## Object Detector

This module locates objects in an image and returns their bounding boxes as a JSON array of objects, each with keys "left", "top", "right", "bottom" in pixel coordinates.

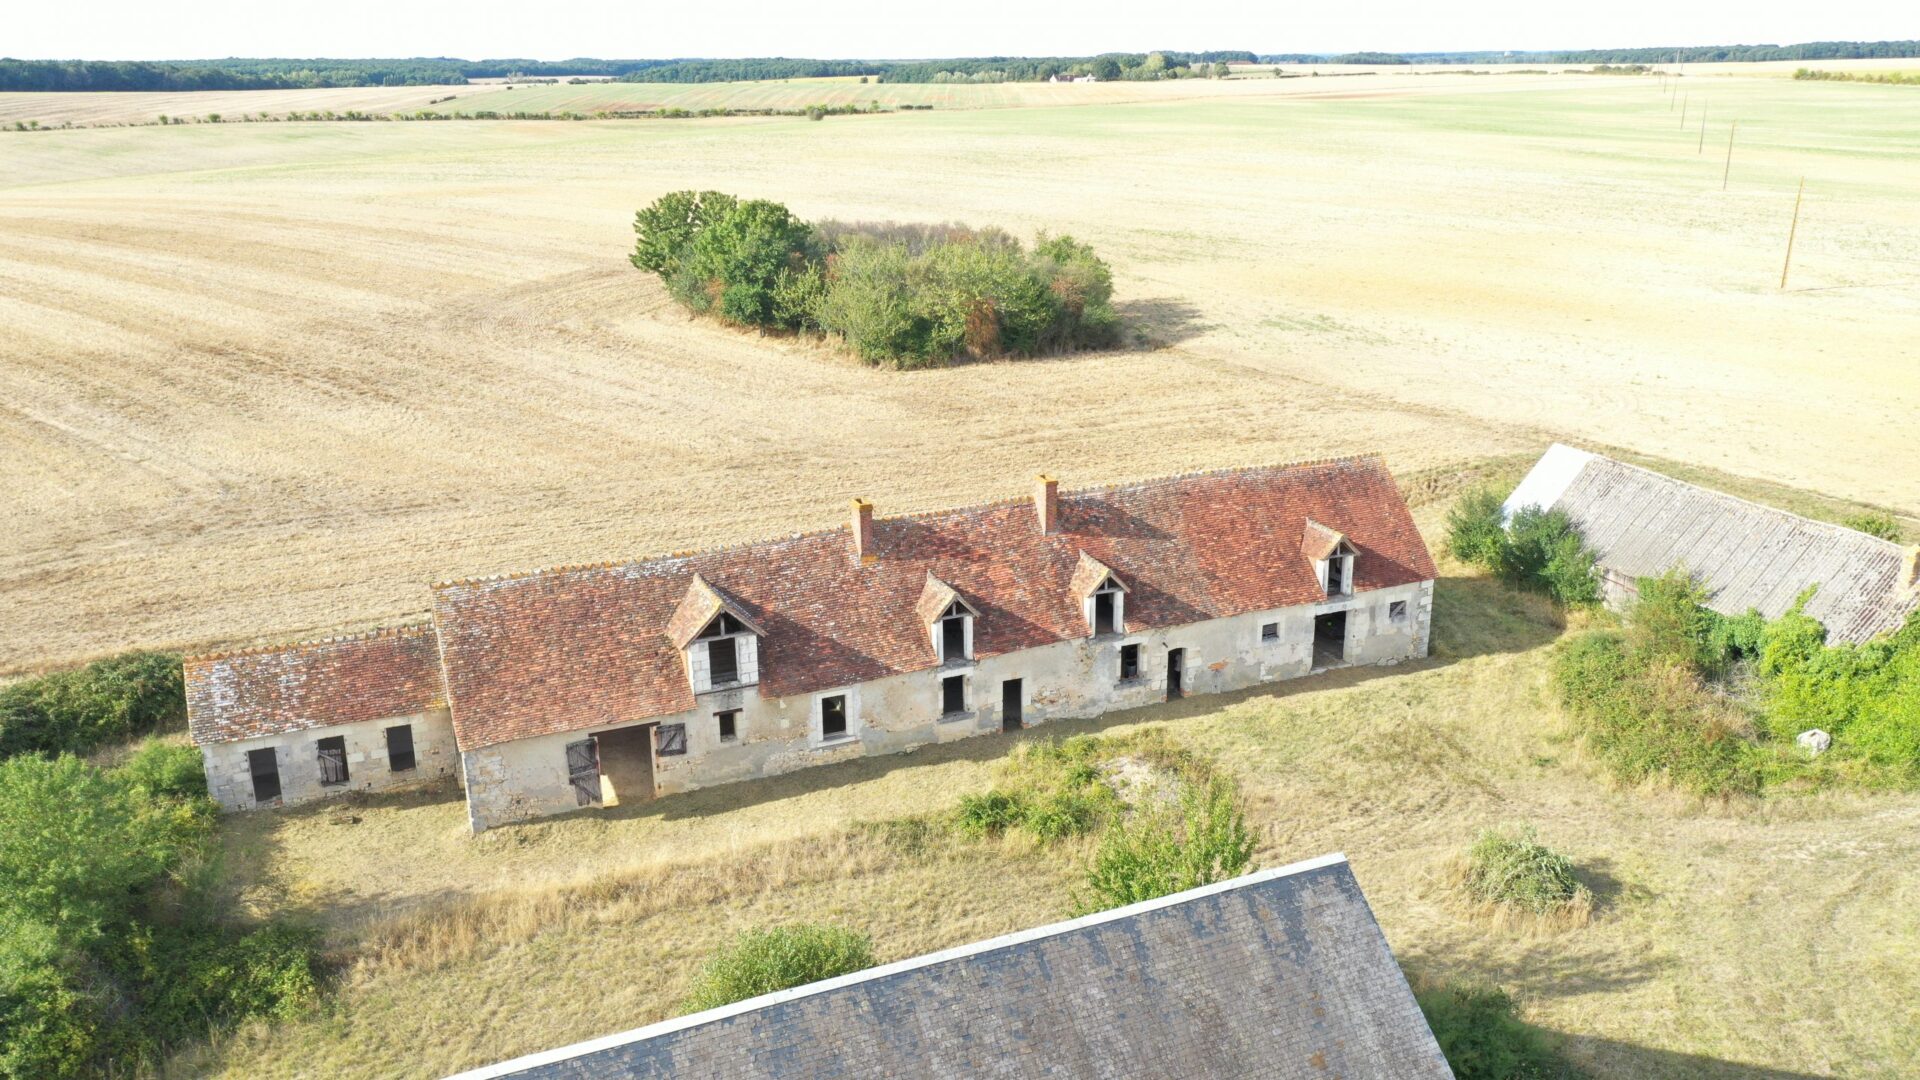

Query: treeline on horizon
[{"left": 5, "top": 40, "right": 1917, "bottom": 92}]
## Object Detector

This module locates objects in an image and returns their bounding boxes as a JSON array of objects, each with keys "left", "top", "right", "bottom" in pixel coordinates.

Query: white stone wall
[
  {"left": 203, "top": 707, "right": 457, "bottom": 812},
  {"left": 460, "top": 581, "right": 1432, "bottom": 831}
]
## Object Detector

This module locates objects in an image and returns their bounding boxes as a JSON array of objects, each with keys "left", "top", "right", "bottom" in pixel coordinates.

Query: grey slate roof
[
  {"left": 450, "top": 854, "right": 1451, "bottom": 1080},
  {"left": 1505, "top": 445, "right": 1919, "bottom": 644}
]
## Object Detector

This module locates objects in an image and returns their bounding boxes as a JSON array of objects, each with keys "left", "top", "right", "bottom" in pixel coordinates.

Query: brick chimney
[
  {"left": 1034, "top": 474, "right": 1059, "bottom": 535},
  {"left": 851, "top": 498, "right": 875, "bottom": 564}
]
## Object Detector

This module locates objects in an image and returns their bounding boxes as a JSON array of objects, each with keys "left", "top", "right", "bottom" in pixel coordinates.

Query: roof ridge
[
  {"left": 185, "top": 621, "right": 437, "bottom": 665},
  {"left": 430, "top": 454, "right": 1391, "bottom": 593}
]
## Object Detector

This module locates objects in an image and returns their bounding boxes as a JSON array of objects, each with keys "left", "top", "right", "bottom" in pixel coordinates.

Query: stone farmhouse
[
  {"left": 1507, "top": 444, "right": 1920, "bottom": 644},
  {"left": 187, "top": 456, "right": 1437, "bottom": 832},
  {"left": 451, "top": 853, "right": 1452, "bottom": 1079}
]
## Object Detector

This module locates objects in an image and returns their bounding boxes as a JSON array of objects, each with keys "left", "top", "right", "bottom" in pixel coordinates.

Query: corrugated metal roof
[
  {"left": 1508, "top": 445, "right": 1918, "bottom": 644},
  {"left": 449, "top": 854, "right": 1452, "bottom": 1080}
]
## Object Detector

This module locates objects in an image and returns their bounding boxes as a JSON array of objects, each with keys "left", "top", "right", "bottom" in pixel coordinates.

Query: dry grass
[
  {"left": 157, "top": 504, "right": 1920, "bottom": 1078},
  {"left": 3, "top": 76, "right": 1918, "bottom": 675}
]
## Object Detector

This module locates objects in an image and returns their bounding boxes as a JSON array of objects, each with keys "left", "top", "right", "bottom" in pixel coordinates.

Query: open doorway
[
  {"left": 591, "top": 724, "right": 655, "bottom": 806},
  {"left": 1166, "top": 648, "right": 1185, "bottom": 699},
  {"left": 1002, "top": 679, "right": 1023, "bottom": 732},
  {"left": 1313, "top": 611, "right": 1348, "bottom": 668}
]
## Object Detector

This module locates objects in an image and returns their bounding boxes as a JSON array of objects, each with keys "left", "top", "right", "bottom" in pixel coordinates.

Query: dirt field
[
  {"left": 2, "top": 74, "right": 1917, "bottom": 674},
  {"left": 170, "top": 514, "right": 1920, "bottom": 1078}
]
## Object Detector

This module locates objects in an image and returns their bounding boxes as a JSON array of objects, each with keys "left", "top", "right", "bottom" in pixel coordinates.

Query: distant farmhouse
[
  {"left": 449, "top": 854, "right": 1453, "bottom": 1079},
  {"left": 1507, "top": 444, "right": 1920, "bottom": 643},
  {"left": 187, "top": 457, "right": 1437, "bottom": 832}
]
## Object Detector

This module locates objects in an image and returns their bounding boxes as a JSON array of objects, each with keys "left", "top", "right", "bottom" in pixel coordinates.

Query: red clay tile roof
[
  {"left": 1068, "top": 551, "right": 1125, "bottom": 599},
  {"left": 914, "top": 574, "right": 978, "bottom": 628},
  {"left": 1302, "top": 519, "right": 1349, "bottom": 561},
  {"left": 664, "top": 575, "right": 765, "bottom": 649},
  {"left": 185, "top": 625, "right": 446, "bottom": 745},
  {"left": 431, "top": 456, "right": 1436, "bottom": 752}
]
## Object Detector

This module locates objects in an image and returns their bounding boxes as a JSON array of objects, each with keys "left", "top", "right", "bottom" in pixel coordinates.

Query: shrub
[
  {"left": 117, "top": 740, "right": 207, "bottom": 801},
  {"left": 0, "top": 651, "right": 185, "bottom": 760},
  {"left": 630, "top": 189, "right": 737, "bottom": 278},
  {"left": 677, "top": 200, "right": 819, "bottom": 330},
  {"left": 1445, "top": 486, "right": 1509, "bottom": 569},
  {"left": 1073, "top": 775, "right": 1254, "bottom": 915},
  {"left": 1629, "top": 569, "right": 1718, "bottom": 673},
  {"left": 1413, "top": 980, "right": 1567, "bottom": 1080},
  {"left": 124, "top": 922, "right": 323, "bottom": 1033},
  {"left": 682, "top": 925, "right": 875, "bottom": 1011},
  {"left": 1461, "top": 827, "right": 1590, "bottom": 915},
  {"left": 0, "top": 947, "right": 102, "bottom": 1080},
  {"left": 955, "top": 789, "right": 1028, "bottom": 838},
  {"left": 1502, "top": 506, "right": 1600, "bottom": 606},
  {"left": 1843, "top": 511, "right": 1902, "bottom": 541}
]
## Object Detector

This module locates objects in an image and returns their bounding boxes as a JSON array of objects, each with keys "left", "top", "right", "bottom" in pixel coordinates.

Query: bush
[
  {"left": 1462, "top": 827, "right": 1589, "bottom": 915},
  {"left": 1448, "top": 493, "right": 1598, "bottom": 607},
  {"left": 630, "top": 189, "right": 736, "bottom": 278},
  {"left": 117, "top": 740, "right": 207, "bottom": 801},
  {"left": 1414, "top": 980, "right": 1567, "bottom": 1080},
  {"left": 0, "top": 923, "right": 103, "bottom": 1080},
  {"left": 0, "top": 651, "right": 185, "bottom": 760},
  {"left": 1843, "top": 511, "right": 1902, "bottom": 541},
  {"left": 1073, "top": 775, "right": 1254, "bottom": 915},
  {"left": 954, "top": 790, "right": 1028, "bottom": 838},
  {"left": 1446, "top": 486, "right": 1509, "bottom": 569},
  {"left": 124, "top": 922, "right": 322, "bottom": 1033},
  {"left": 682, "top": 925, "right": 875, "bottom": 1011}
]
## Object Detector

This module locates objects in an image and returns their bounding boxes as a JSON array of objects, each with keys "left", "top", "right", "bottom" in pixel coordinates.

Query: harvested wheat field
[
  {"left": 170, "top": 503, "right": 1920, "bottom": 1078},
  {"left": 2, "top": 74, "right": 1918, "bottom": 680}
]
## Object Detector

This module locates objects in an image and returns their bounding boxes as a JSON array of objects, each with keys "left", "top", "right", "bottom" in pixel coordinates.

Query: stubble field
[{"left": 2, "top": 73, "right": 1917, "bottom": 678}]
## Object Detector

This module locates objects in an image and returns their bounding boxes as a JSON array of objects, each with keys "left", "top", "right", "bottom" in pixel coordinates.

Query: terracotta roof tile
[
  {"left": 1068, "top": 551, "right": 1124, "bottom": 599},
  {"left": 664, "top": 575, "right": 764, "bottom": 649},
  {"left": 185, "top": 625, "right": 445, "bottom": 745},
  {"left": 432, "top": 457, "right": 1436, "bottom": 752},
  {"left": 1302, "top": 519, "right": 1349, "bottom": 561}
]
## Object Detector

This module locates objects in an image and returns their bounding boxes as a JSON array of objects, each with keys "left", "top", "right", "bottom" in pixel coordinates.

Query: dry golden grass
[
  {"left": 161, "top": 503, "right": 1920, "bottom": 1078},
  {"left": 3, "top": 75, "right": 1917, "bottom": 675}
]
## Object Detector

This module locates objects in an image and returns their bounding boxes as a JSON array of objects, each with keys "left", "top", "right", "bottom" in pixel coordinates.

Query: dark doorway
[
  {"left": 591, "top": 725, "right": 656, "bottom": 806},
  {"left": 1314, "top": 611, "right": 1348, "bottom": 667},
  {"left": 708, "top": 636, "right": 739, "bottom": 683},
  {"left": 1166, "top": 648, "right": 1185, "bottom": 699},
  {"left": 1002, "top": 679, "right": 1023, "bottom": 731},
  {"left": 941, "top": 616, "right": 966, "bottom": 662}
]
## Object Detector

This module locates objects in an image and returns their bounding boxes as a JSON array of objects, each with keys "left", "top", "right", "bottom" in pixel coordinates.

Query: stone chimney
[
  {"left": 851, "top": 498, "right": 875, "bottom": 565},
  {"left": 1903, "top": 546, "right": 1920, "bottom": 594},
  {"left": 1034, "top": 474, "right": 1059, "bottom": 535}
]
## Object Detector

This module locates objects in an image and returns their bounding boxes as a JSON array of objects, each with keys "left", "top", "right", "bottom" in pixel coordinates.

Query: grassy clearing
[{"left": 160, "top": 505, "right": 1920, "bottom": 1078}]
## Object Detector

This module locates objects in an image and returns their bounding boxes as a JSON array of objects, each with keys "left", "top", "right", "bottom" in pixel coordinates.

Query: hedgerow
[{"left": 0, "top": 651, "right": 185, "bottom": 761}]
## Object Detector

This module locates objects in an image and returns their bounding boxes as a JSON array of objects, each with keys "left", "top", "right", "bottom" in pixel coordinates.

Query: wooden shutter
[
  {"left": 566, "top": 738, "right": 601, "bottom": 805},
  {"left": 317, "top": 736, "right": 349, "bottom": 786},
  {"left": 656, "top": 723, "right": 687, "bottom": 757}
]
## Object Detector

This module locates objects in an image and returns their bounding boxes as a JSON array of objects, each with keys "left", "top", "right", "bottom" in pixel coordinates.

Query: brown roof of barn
[
  {"left": 185, "top": 624, "right": 446, "bottom": 746},
  {"left": 431, "top": 456, "right": 1435, "bottom": 752}
]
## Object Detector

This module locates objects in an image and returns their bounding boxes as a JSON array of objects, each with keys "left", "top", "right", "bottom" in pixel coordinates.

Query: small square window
[
  {"left": 1119, "top": 644, "right": 1140, "bottom": 682},
  {"left": 942, "top": 673, "right": 966, "bottom": 716},
  {"left": 1261, "top": 622, "right": 1279, "bottom": 642},
  {"left": 716, "top": 709, "right": 739, "bottom": 742},
  {"left": 821, "top": 695, "right": 849, "bottom": 739},
  {"left": 1389, "top": 600, "right": 1408, "bottom": 624},
  {"left": 657, "top": 723, "right": 688, "bottom": 757}
]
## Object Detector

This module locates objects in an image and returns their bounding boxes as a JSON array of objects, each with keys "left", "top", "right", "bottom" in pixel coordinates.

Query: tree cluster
[{"left": 632, "top": 192, "right": 1122, "bottom": 368}]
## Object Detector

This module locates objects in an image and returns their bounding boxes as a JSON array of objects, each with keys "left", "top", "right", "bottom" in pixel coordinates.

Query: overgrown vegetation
[
  {"left": 1794, "top": 68, "right": 1920, "bottom": 85},
  {"left": 0, "top": 651, "right": 184, "bottom": 761},
  {"left": 1842, "top": 510, "right": 1905, "bottom": 540},
  {"left": 632, "top": 191, "right": 1121, "bottom": 367},
  {"left": 1446, "top": 488, "right": 1599, "bottom": 606},
  {"left": 1460, "top": 826, "right": 1591, "bottom": 918},
  {"left": 1554, "top": 567, "right": 1920, "bottom": 796},
  {"left": 0, "top": 747, "right": 321, "bottom": 1077},
  {"left": 1073, "top": 772, "right": 1255, "bottom": 914},
  {"left": 681, "top": 924, "right": 876, "bottom": 1011},
  {"left": 1413, "top": 979, "right": 1572, "bottom": 1080}
]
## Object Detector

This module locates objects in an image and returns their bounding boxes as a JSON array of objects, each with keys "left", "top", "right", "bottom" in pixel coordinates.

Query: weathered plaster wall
[
  {"left": 460, "top": 581, "right": 1431, "bottom": 831},
  {"left": 203, "top": 707, "right": 456, "bottom": 811}
]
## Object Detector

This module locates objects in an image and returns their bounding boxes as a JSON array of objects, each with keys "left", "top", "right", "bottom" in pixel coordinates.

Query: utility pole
[
  {"left": 1697, "top": 103, "right": 1707, "bottom": 152},
  {"left": 1780, "top": 177, "right": 1805, "bottom": 290},
  {"left": 1680, "top": 92, "right": 1688, "bottom": 129},
  {"left": 1722, "top": 120, "right": 1736, "bottom": 189}
]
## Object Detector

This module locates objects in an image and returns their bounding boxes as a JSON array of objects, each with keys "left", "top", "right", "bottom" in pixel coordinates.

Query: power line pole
[
  {"left": 1698, "top": 102, "right": 1707, "bottom": 152},
  {"left": 1722, "top": 120, "right": 1737, "bottom": 189},
  {"left": 1780, "top": 177, "right": 1805, "bottom": 290},
  {"left": 1680, "top": 92, "right": 1688, "bottom": 129}
]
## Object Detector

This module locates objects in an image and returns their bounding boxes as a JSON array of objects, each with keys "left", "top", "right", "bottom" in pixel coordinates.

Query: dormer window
[
  {"left": 1068, "top": 552, "right": 1128, "bottom": 638},
  {"left": 1302, "top": 519, "right": 1357, "bottom": 599},
  {"left": 917, "top": 574, "right": 979, "bottom": 667},
  {"left": 665, "top": 575, "right": 765, "bottom": 695}
]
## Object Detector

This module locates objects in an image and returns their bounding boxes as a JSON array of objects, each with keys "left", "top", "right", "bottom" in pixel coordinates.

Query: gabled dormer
[
  {"left": 665, "top": 575, "right": 766, "bottom": 694},
  {"left": 1303, "top": 519, "right": 1358, "bottom": 598},
  {"left": 916, "top": 574, "right": 980, "bottom": 666},
  {"left": 1069, "top": 552, "right": 1128, "bottom": 637}
]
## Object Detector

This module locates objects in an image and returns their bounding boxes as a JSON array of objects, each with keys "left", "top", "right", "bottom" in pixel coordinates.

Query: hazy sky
[{"left": 11, "top": 0, "right": 1913, "bottom": 61}]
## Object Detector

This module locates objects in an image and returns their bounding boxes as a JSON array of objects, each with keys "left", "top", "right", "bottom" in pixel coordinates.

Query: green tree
[
  {"left": 630, "top": 190, "right": 738, "bottom": 278},
  {"left": 1211, "top": 62, "right": 1232, "bottom": 78},
  {"left": 676, "top": 199, "right": 818, "bottom": 329},
  {"left": 1445, "top": 487, "right": 1508, "bottom": 570},
  {"left": 1092, "top": 58, "right": 1122, "bottom": 80}
]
